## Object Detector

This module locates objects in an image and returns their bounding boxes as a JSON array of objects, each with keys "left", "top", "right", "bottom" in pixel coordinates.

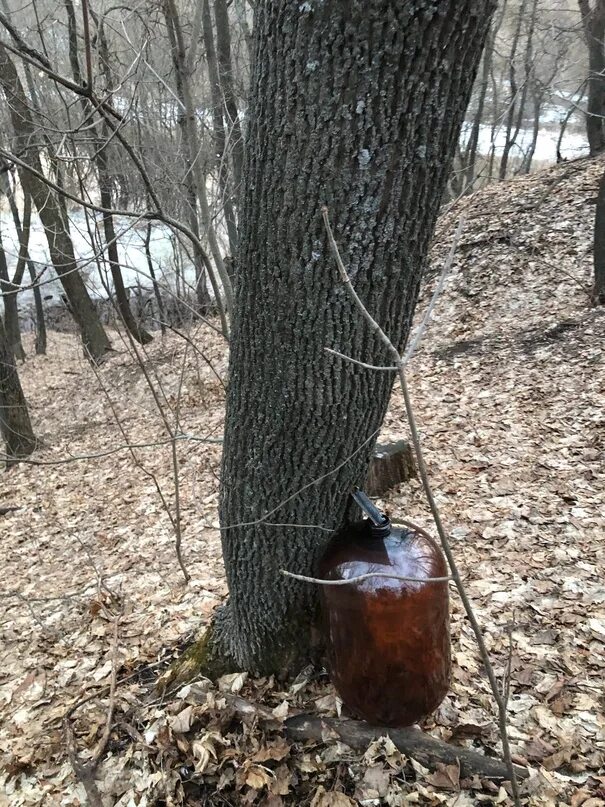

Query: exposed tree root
[{"left": 285, "top": 715, "right": 530, "bottom": 782}]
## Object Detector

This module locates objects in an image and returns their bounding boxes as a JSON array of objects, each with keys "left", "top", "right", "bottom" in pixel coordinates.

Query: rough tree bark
[
  {"left": 0, "top": 315, "right": 36, "bottom": 461},
  {"left": 210, "top": 0, "right": 496, "bottom": 674},
  {"left": 579, "top": 0, "right": 605, "bottom": 156},
  {"left": 0, "top": 42, "right": 111, "bottom": 362}
]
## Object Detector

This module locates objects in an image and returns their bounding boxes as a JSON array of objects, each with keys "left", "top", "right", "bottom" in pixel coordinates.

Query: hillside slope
[{"left": 0, "top": 157, "right": 603, "bottom": 805}]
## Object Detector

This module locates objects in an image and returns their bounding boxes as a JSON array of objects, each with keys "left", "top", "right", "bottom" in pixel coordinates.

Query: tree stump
[{"left": 365, "top": 440, "right": 416, "bottom": 497}]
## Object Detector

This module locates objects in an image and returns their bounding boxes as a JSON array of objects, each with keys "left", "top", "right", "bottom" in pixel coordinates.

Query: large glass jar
[{"left": 318, "top": 491, "right": 451, "bottom": 727}]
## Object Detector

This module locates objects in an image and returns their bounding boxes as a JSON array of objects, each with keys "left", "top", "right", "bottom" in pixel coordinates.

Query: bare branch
[
  {"left": 0, "top": 10, "right": 51, "bottom": 68},
  {"left": 403, "top": 217, "right": 465, "bottom": 364},
  {"left": 323, "top": 208, "right": 522, "bottom": 806},
  {"left": 324, "top": 347, "right": 399, "bottom": 372},
  {"left": 281, "top": 570, "right": 452, "bottom": 585},
  {"left": 221, "top": 427, "right": 380, "bottom": 532}
]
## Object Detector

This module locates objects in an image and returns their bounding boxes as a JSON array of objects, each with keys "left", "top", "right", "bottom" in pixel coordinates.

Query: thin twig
[
  {"left": 221, "top": 428, "right": 380, "bottom": 532},
  {"left": 323, "top": 217, "right": 464, "bottom": 371},
  {"left": 114, "top": 326, "right": 191, "bottom": 583},
  {"left": 156, "top": 319, "right": 227, "bottom": 390},
  {"left": 172, "top": 342, "right": 190, "bottom": 583},
  {"left": 264, "top": 521, "right": 333, "bottom": 533},
  {"left": 281, "top": 570, "right": 452, "bottom": 585},
  {"left": 393, "top": 518, "right": 441, "bottom": 543},
  {"left": 322, "top": 207, "right": 522, "bottom": 806},
  {"left": 90, "top": 614, "right": 120, "bottom": 766},
  {"left": 398, "top": 369, "right": 521, "bottom": 805},
  {"left": 502, "top": 614, "right": 515, "bottom": 708},
  {"left": 80, "top": 0, "right": 94, "bottom": 92},
  {"left": 64, "top": 606, "right": 122, "bottom": 806},
  {"left": 64, "top": 728, "right": 103, "bottom": 807},
  {"left": 403, "top": 217, "right": 465, "bottom": 364},
  {"left": 322, "top": 207, "right": 398, "bottom": 357},
  {"left": 87, "top": 349, "right": 177, "bottom": 533},
  {"left": 0, "top": 433, "right": 222, "bottom": 467},
  {"left": 325, "top": 347, "right": 398, "bottom": 372},
  {"left": 0, "top": 144, "right": 230, "bottom": 338}
]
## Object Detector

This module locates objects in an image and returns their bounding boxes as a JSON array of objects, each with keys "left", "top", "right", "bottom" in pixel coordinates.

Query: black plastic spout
[{"left": 352, "top": 488, "right": 391, "bottom": 538}]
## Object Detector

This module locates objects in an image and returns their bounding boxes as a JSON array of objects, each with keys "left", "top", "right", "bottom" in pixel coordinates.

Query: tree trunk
[
  {"left": 162, "top": 0, "right": 232, "bottom": 312},
  {"left": 214, "top": 0, "right": 245, "bottom": 194},
  {"left": 202, "top": 0, "right": 239, "bottom": 255},
  {"left": 0, "top": 42, "right": 112, "bottom": 362},
  {"left": 29, "top": 261, "right": 47, "bottom": 355},
  {"left": 463, "top": 28, "right": 493, "bottom": 192},
  {"left": 499, "top": 0, "right": 527, "bottom": 180},
  {"left": 64, "top": 0, "right": 152, "bottom": 345},
  {"left": 518, "top": 0, "right": 539, "bottom": 176},
  {"left": 0, "top": 315, "right": 36, "bottom": 461},
  {"left": 0, "top": 224, "right": 25, "bottom": 361},
  {"left": 579, "top": 0, "right": 605, "bottom": 156},
  {"left": 144, "top": 222, "right": 167, "bottom": 333},
  {"left": 592, "top": 167, "right": 605, "bottom": 304},
  {"left": 97, "top": 132, "right": 153, "bottom": 344},
  {"left": 213, "top": 0, "right": 496, "bottom": 674},
  {"left": 4, "top": 185, "right": 46, "bottom": 355},
  {"left": 521, "top": 85, "right": 542, "bottom": 174}
]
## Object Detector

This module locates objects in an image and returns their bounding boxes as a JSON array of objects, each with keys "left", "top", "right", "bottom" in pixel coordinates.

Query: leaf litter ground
[{"left": 0, "top": 157, "right": 604, "bottom": 806}]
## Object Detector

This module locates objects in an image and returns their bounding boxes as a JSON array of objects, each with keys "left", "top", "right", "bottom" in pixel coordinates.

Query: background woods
[{"left": 0, "top": 1, "right": 604, "bottom": 806}]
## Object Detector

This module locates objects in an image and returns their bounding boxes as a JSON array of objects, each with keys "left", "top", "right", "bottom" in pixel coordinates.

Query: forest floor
[{"left": 1, "top": 156, "right": 604, "bottom": 807}]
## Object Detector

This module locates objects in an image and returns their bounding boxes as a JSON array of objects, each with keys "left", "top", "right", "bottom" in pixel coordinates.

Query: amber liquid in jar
[{"left": 319, "top": 520, "right": 451, "bottom": 727}]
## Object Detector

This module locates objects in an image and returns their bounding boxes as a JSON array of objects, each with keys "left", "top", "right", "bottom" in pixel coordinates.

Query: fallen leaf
[
  {"left": 355, "top": 764, "right": 390, "bottom": 800},
  {"left": 269, "top": 764, "right": 292, "bottom": 796},
  {"left": 542, "top": 748, "right": 571, "bottom": 771},
  {"left": 167, "top": 705, "right": 194, "bottom": 733},
  {"left": 217, "top": 671, "right": 248, "bottom": 694},
  {"left": 310, "top": 786, "right": 356, "bottom": 806},
  {"left": 272, "top": 700, "right": 289, "bottom": 721},
  {"left": 191, "top": 732, "right": 221, "bottom": 773},
  {"left": 251, "top": 738, "right": 291, "bottom": 763},
  {"left": 425, "top": 761, "right": 461, "bottom": 791},
  {"left": 245, "top": 764, "right": 273, "bottom": 790}
]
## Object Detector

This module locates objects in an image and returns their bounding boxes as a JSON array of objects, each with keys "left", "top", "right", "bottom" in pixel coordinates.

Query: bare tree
[
  {"left": 592, "top": 167, "right": 605, "bottom": 303},
  {"left": 162, "top": 0, "right": 233, "bottom": 312},
  {"left": 0, "top": 41, "right": 112, "bottom": 362},
  {"left": 201, "top": 0, "right": 239, "bottom": 255},
  {"left": 0, "top": 314, "right": 35, "bottom": 460},
  {"left": 64, "top": 0, "right": 152, "bottom": 345},
  {"left": 460, "top": 24, "right": 496, "bottom": 192},
  {"left": 0, "top": 218, "right": 24, "bottom": 361},
  {"left": 499, "top": 0, "right": 531, "bottom": 179},
  {"left": 214, "top": 0, "right": 244, "bottom": 196},
  {"left": 0, "top": 171, "right": 46, "bottom": 358},
  {"left": 579, "top": 0, "right": 605, "bottom": 155}
]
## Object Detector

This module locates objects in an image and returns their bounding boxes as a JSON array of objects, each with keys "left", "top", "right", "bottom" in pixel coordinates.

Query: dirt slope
[{"left": 0, "top": 157, "right": 603, "bottom": 805}]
